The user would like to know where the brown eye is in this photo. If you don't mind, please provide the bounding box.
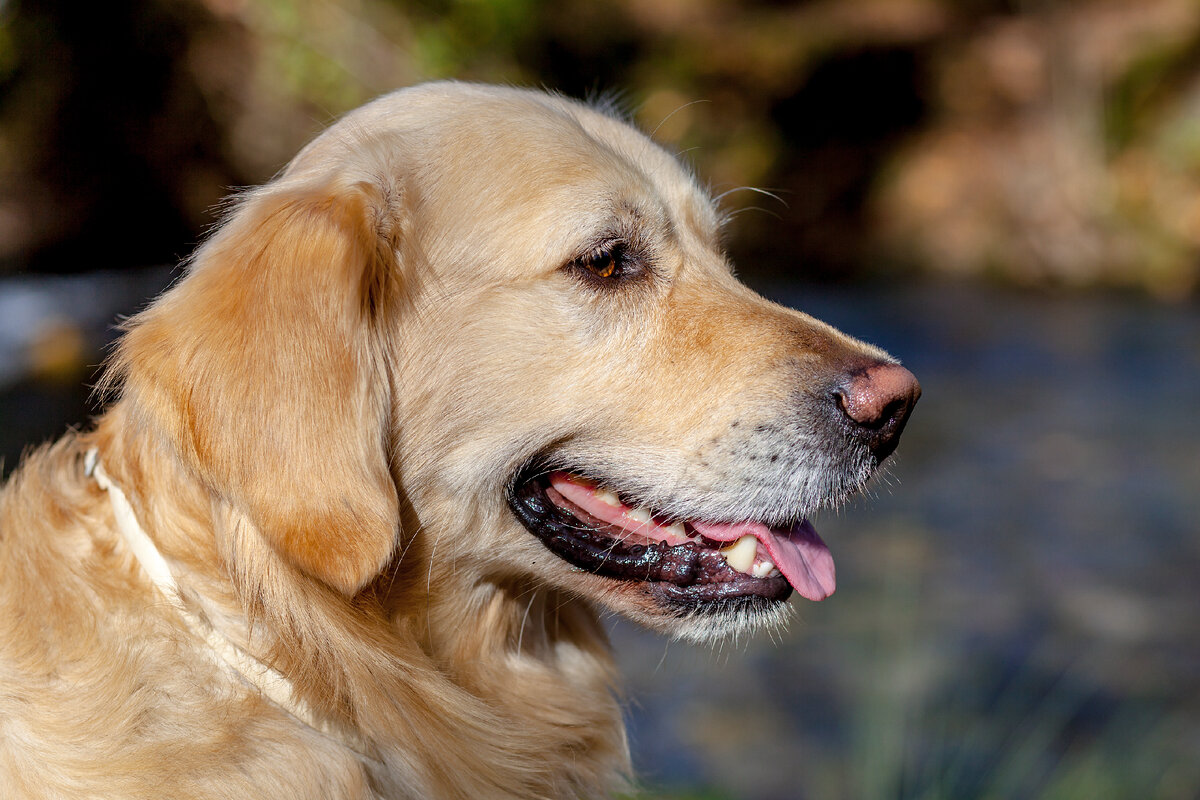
[567,241,648,287]
[586,252,617,279]
[572,243,627,282]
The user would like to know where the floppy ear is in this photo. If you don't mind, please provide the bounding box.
[116,162,405,595]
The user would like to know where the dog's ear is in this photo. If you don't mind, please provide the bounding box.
[115,160,406,595]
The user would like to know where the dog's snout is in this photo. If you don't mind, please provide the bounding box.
[832,362,921,462]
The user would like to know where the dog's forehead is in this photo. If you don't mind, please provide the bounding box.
[326,83,720,240]
[454,89,718,258]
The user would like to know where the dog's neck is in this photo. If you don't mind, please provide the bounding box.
[84,446,380,759]
[86,408,630,797]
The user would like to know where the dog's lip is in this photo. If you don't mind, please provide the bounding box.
[507,468,835,603]
[547,472,835,602]
[688,518,835,601]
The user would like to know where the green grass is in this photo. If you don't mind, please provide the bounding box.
[633,533,1198,800]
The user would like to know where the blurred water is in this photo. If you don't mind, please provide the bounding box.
[1,273,1197,798]
[0,268,172,470]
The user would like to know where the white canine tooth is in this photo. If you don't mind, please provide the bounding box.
[626,507,652,524]
[665,522,687,539]
[752,560,776,579]
[720,535,757,574]
[595,488,621,507]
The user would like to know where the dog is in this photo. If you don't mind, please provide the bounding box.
[0,82,919,799]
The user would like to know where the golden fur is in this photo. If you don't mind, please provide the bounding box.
[0,82,907,798]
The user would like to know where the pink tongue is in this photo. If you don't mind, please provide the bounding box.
[689,519,836,602]
[546,473,836,601]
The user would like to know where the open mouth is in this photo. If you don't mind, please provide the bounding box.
[508,470,836,608]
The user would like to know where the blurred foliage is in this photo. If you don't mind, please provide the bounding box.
[871,0,1200,300]
[1,0,1200,297]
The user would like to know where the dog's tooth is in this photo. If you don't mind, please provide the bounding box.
[720,535,757,574]
[751,559,776,579]
[595,488,621,507]
[665,522,687,539]
[626,507,652,524]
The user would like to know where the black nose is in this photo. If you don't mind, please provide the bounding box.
[832,362,921,462]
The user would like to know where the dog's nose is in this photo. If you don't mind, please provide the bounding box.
[832,362,921,462]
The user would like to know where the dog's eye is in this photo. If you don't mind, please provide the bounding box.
[586,252,617,279]
[571,243,634,284]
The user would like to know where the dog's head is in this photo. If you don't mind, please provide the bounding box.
[115,82,918,642]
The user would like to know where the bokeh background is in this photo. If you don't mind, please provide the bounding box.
[1,1,1197,798]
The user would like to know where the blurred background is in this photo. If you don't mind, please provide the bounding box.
[1,0,1197,797]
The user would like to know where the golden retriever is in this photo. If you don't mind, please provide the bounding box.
[0,82,919,799]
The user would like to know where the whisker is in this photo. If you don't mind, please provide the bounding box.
[713,185,789,208]
[649,99,710,140]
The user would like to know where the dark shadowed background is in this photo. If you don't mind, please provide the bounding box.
[1,1,1197,798]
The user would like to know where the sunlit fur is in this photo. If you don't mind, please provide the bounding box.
[0,82,896,798]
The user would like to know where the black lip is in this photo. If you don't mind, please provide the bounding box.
[507,469,792,607]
